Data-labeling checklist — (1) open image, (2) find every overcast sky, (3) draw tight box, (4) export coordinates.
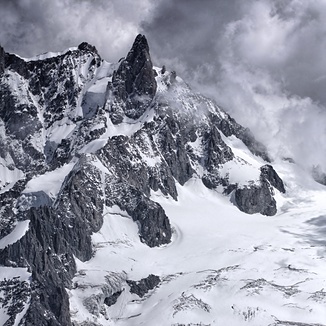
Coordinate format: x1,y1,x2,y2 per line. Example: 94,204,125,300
1,0,326,172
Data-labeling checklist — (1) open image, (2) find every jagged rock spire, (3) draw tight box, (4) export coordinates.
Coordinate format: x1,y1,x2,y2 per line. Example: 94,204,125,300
125,34,150,65
109,34,157,122
77,42,99,55
0,45,5,74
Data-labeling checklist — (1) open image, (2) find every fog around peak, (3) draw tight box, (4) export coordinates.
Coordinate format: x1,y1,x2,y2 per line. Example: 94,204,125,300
142,0,326,172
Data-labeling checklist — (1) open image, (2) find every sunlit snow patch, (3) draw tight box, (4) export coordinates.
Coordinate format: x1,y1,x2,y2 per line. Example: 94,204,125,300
23,161,75,199
0,157,24,194
0,221,30,249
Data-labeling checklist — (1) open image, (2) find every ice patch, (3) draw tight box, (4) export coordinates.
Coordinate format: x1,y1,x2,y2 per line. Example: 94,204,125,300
0,157,24,193
0,221,30,249
23,161,75,199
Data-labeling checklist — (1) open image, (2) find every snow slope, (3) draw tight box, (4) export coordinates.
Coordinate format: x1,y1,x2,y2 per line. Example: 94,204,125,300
68,146,326,326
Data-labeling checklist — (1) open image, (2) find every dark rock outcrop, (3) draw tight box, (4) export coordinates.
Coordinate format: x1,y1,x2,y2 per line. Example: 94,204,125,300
234,181,277,216
312,165,326,186
214,113,270,162
0,180,27,240
127,274,160,297
202,126,234,189
0,45,5,74
0,206,75,326
234,165,285,216
77,42,99,55
0,277,31,326
155,115,195,186
108,34,157,121
104,291,122,307
4,53,29,78
0,155,107,325
260,164,285,193
105,179,172,247
0,88,41,140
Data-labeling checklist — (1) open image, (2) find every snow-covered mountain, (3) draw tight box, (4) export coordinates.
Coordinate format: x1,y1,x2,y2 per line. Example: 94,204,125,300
0,35,325,326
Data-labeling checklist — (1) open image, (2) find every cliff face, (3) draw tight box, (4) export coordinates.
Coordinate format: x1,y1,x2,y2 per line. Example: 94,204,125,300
0,35,284,325
109,34,157,122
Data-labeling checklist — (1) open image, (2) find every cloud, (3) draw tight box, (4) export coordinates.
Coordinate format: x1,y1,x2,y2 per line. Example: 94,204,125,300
142,0,326,172
0,0,155,61
1,0,326,173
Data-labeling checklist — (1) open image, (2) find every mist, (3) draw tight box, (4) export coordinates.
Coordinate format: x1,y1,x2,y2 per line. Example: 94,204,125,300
0,0,154,62
141,0,326,172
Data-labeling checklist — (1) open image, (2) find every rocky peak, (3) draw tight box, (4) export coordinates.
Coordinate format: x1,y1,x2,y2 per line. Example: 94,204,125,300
77,42,99,56
109,34,157,121
125,34,150,64
260,164,285,193
0,45,5,74
234,165,285,216
3,52,28,78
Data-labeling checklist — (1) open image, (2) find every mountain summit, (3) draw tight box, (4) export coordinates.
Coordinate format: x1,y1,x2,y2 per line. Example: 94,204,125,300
0,35,324,326
110,34,157,122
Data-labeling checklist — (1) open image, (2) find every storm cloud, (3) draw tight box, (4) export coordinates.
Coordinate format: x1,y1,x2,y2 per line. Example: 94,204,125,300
0,0,154,61
142,0,326,171
1,0,326,172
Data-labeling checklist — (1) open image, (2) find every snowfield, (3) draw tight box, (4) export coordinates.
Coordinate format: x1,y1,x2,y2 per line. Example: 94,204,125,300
68,154,326,326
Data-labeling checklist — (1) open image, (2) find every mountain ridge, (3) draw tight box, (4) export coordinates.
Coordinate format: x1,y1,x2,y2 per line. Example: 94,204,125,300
0,34,293,325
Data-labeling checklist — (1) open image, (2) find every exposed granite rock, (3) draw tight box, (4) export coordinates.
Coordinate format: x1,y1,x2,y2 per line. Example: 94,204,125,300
127,274,160,297
104,291,122,307
26,45,101,131
105,179,172,247
4,53,29,79
98,131,178,200
201,126,234,189
0,155,107,325
155,114,195,186
0,86,41,140
109,34,157,121
0,43,103,176
234,165,285,216
132,197,171,247
77,42,99,56
234,181,277,216
0,206,75,326
0,45,5,74
0,180,27,240
54,154,104,261
260,164,285,193
0,277,31,326
214,112,270,162
203,126,234,168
